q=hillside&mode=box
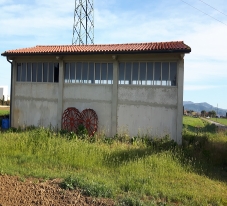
[183,101,227,116]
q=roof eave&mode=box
[1,49,191,57]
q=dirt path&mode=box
[201,117,227,130]
[0,106,9,111]
[0,175,115,206]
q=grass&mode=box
[183,115,217,134]
[182,116,227,172]
[0,108,10,116]
[183,115,205,128]
[210,118,227,126]
[0,119,227,205]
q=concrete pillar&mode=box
[111,59,119,136]
[57,59,64,130]
[176,55,184,144]
[11,61,17,127]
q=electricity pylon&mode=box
[72,0,94,45]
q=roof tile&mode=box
[1,41,191,56]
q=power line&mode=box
[181,0,227,26]
[198,0,227,17]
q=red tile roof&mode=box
[1,41,191,56]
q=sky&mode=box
[0,0,227,109]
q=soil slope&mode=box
[0,175,115,206]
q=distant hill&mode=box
[183,101,194,105]
[183,101,227,116]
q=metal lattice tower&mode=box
[72,0,94,45]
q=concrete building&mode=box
[1,41,191,144]
[0,86,8,100]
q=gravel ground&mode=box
[0,175,115,206]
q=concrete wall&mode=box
[13,83,58,128]
[117,86,178,140]
[10,53,185,143]
[63,84,112,136]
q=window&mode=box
[108,63,113,84]
[170,62,177,86]
[32,63,36,82]
[101,63,107,84]
[83,63,88,83]
[16,62,59,83]
[140,63,146,85]
[27,63,32,82]
[68,63,74,83]
[147,62,153,85]
[162,63,169,86]
[54,63,59,82]
[17,63,21,82]
[76,62,82,83]
[154,63,161,85]
[43,63,48,82]
[21,63,26,82]
[132,63,139,85]
[118,62,177,86]
[95,63,100,84]
[49,63,54,82]
[125,63,131,84]
[37,63,42,82]
[89,63,95,83]
[119,63,124,84]
[64,62,113,84]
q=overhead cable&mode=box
[181,0,227,26]
[198,0,227,17]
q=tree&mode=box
[208,110,216,118]
[188,110,194,116]
[201,110,206,117]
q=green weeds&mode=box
[61,176,113,198]
[0,121,227,205]
[0,109,10,116]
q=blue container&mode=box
[2,119,9,129]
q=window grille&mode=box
[118,62,177,86]
[64,62,113,84]
[16,62,59,83]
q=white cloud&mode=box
[184,59,227,83]
[0,0,12,5]
[93,5,227,85]
[0,0,227,106]
[183,23,227,60]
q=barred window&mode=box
[17,62,59,83]
[118,62,177,86]
[64,62,113,84]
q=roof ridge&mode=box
[35,41,185,47]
